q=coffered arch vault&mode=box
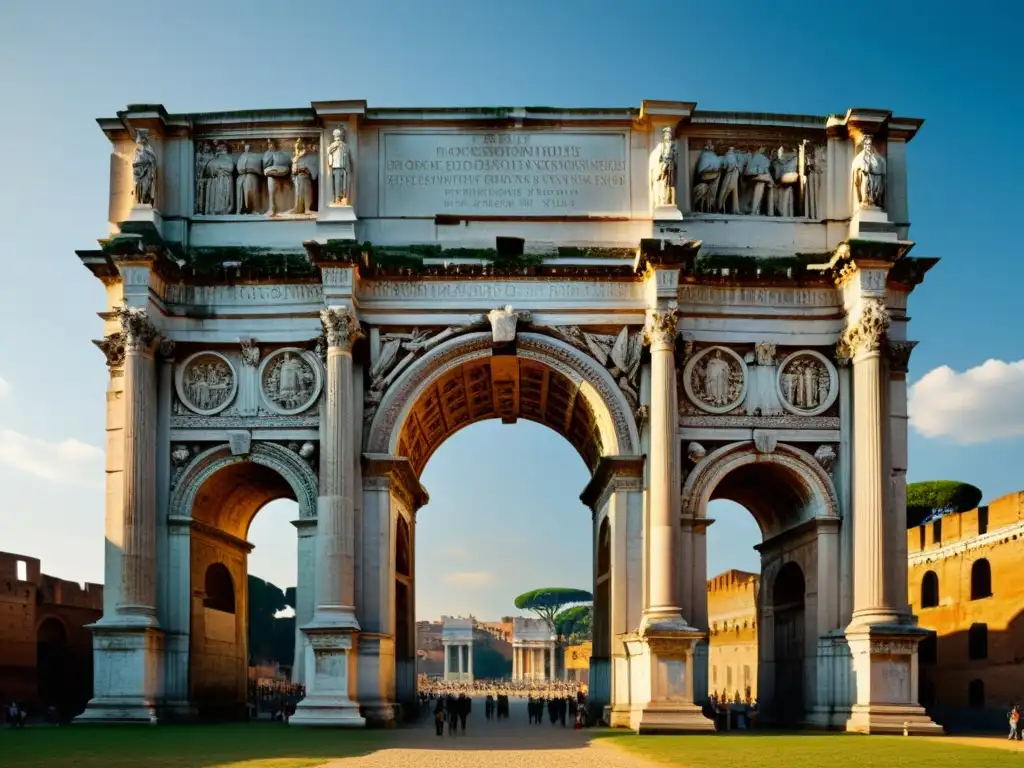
[365,331,641,476]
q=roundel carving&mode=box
[683,346,747,414]
[775,350,838,416]
[175,351,237,416]
[259,348,323,415]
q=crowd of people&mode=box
[246,680,305,722]
[416,676,584,699]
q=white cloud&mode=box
[0,429,104,488]
[441,571,495,587]
[0,376,10,399]
[909,359,1024,444]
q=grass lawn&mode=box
[599,731,1023,767]
[0,723,387,768]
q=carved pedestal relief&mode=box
[683,346,747,414]
[174,352,237,416]
[776,350,839,417]
[259,348,323,415]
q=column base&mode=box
[623,619,715,734]
[75,620,165,724]
[844,622,943,735]
[849,206,898,242]
[291,626,364,728]
[356,633,396,727]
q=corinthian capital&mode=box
[838,298,889,358]
[320,306,364,352]
[643,307,679,350]
[115,305,160,354]
[95,332,126,371]
[887,340,918,374]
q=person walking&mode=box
[1009,704,1022,741]
[457,692,470,734]
[434,699,445,737]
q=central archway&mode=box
[682,440,840,725]
[360,330,642,721]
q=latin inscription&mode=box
[165,284,324,306]
[359,280,641,301]
[382,132,629,216]
[679,285,839,308]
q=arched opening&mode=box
[36,617,68,719]
[178,446,312,721]
[365,333,639,718]
[771,561,806,724]
[968,679,985,709]
[970,558,992,600]
[920,571,939,609]
[685,441,836,726]
[412,420,594,694]
[204,564,235,613]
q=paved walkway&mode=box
[323,699,653,768]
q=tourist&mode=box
[434,698,445,737]
[1009,704,1021,741]
[447,697,458,737]
[457,692,470,733]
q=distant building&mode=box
[707,569,759,703]
[0,552,103,719]
[909,490,1024,730]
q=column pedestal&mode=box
[289,629,364,727]
[844,624,942,735]
[624,626,714,733]
[77,623,165,723]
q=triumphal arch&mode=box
[76,99,940,734]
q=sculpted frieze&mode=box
[776,350,838,417]
[679,414,841,430]
[546,325,644,413]
[164,284,324,307]
[175,351,237,416]
[677,285,839,309]
[683,346,747,414]
[195,137,320,217]
[259,348,323,415]
[690,140,825,219]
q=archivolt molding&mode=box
[169,441,319,522]
[365,330,640,458]
[681,440,839,522]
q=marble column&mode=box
[443,643,450,678]
[643,307,684,626]
[888,340,918,618]
[467,642,474,680]
[291,306,365,727]
[118,308,161,621]
[77,307,165,723]
[844,298,900,626]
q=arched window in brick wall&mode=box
[921,571,939,608]
[971,559,992,600]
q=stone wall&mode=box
[908,491,1024,729]
[0,552,102,718]
[707,569,759,701]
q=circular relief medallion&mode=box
[175,351,237,416]
[683,346,747,414]
[259,348,323,415]
[775,350,838,416]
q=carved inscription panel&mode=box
[381,131,629,216]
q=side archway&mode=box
[166,441,319,719]
[682,441,839,536]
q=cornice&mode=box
[580,455,645,510]
[909,520,1024,566]
[635,238,702,274]
[362,453,430,511]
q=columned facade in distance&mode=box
[76,99,939,734]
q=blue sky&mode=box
[0,1,1019,621]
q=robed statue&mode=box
[327,126,352,205]
[131,129,157,206]
[852,136,886,209]
[649,126,677,208]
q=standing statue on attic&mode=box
[650,126,678,208]
[852,136,887,209]
[131,129,157,206]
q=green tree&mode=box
[514,588,593,632]
[555,604,592,643]
[907,480,983,528]
[247,575,296,667]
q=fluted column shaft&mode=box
[645,308,682,621]
[845,298,899,625]
[316,307,363,625]
[117,307,159,620]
